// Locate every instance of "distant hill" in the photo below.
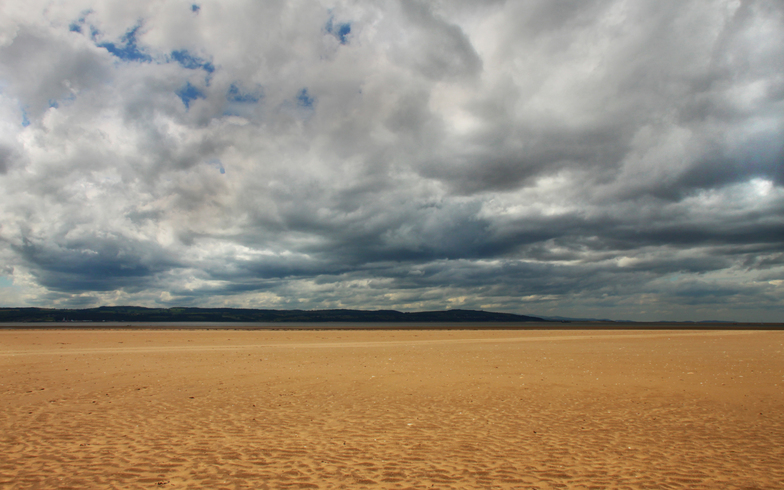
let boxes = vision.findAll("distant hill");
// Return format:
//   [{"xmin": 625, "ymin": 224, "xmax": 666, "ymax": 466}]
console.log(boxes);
[{"xmin": 0, "ymin": 306, "xmax": 547, "ymax": 323}]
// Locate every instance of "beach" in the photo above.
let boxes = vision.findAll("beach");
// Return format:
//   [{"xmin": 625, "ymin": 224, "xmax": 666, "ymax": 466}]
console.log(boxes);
[{"xmin": 1, "ymin": 327, "xmax": 783, "ymax": 489}]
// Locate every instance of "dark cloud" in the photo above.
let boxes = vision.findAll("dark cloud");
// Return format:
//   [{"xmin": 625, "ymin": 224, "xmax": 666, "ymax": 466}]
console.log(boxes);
[
  {"xmin": 421, "ymin": 124, "xmax": 631, "ymax": 194},
  {"xmin": 13, "ymin": 234, "xmax": 180, "ymax": 293},
  {"xmin": 399, "ymin": 0, "xmax": 482, "ymax": 80},
  {"xmin": 0, "ymin": 146, "xmax": 12, "ymax": 174}
]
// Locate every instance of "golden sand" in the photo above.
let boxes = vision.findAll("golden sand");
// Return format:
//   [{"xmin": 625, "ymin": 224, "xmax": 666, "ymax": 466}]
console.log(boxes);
[{"xmin": 1, "ymin": 328, "xmax": 783, "ymax": 489}]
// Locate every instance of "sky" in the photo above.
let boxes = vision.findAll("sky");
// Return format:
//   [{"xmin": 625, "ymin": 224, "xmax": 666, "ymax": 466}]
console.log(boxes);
[{"xmin": 0, "ymin": 0, "xmax": 782, "ymax": 322}]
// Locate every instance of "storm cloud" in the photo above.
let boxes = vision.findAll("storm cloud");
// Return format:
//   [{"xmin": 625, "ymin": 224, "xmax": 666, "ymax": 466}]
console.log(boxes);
[{"xmin": 0, "ymin": 0, "xmax": 782, "ymax": 321}]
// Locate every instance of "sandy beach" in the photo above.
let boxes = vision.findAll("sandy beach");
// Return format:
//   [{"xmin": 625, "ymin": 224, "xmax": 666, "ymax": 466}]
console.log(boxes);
[{"xmin": 1, "ymin": 327, "xmax": 783, "ymax": 489}]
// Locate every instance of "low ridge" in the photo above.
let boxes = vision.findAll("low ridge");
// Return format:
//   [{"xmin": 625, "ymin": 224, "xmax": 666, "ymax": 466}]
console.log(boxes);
[{"xmin": 0, "ymin": 306, "xmax": 547, "ymax": 323}]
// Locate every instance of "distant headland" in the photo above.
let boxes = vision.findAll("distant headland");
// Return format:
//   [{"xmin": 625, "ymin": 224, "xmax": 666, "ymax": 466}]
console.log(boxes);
[{"xmin": 0, "ymin": 306, "xmax": 547, "ymax": 323}]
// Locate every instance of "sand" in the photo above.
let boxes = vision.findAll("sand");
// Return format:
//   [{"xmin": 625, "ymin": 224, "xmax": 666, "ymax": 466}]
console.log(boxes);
[{"xmin": 1, "ymin": 327, "xmax": 783, "ymax": 489}]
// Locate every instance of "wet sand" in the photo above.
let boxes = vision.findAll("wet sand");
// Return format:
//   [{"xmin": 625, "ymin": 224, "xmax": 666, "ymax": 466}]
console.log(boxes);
[{"xmin": 1, "ymin": 327, "xmax": 783, "ymax": 489}]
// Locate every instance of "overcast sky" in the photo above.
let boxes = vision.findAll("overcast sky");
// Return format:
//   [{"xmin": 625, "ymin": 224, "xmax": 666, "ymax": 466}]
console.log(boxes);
[{"xmin": 0, "ymin": 0, "xmax": 782, "ymax": 321}]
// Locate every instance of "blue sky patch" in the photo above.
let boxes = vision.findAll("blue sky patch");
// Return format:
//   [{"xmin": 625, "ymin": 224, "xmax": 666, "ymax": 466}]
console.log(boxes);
[
  {"xmin": 191, "ymin": 4, "xmax": 200, "ymax": 13},
  {"xmin": 98, "ymin": 24, "xmax": 152, "ymax": 62},
  {"xmin": 326, "ymin": 17, "xmax": 351, "ymax": 44},
  {"xmin": 68, "ymin": 11, "xmax": 93, "ymax": 34},
  {"xmin": 21, "ymin": 108, "xmax": 30, "ymax": 127},
  {"xmin": 170, "ymin": 50, "xmax": 215, "ymax": 73},
  {"xmin": 176, "ymin": 82, "xmax": 205, "ymax": 109},
  {"xmin": 209, "ymin": 158, "xmax": 225, "ymax": 174},
  {"xmin": 296, "ymin": 88, "xmax": 314, "ymax": 108},
  {"xmin": 227, "ymin": 84, "xmax": 261, "ymax": 103}
]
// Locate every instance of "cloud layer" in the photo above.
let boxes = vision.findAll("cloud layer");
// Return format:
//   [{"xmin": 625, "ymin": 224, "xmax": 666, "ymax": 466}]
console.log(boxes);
[{"xmin": 1, "ymin": 0, "xmax": 782, "ymax": 321}]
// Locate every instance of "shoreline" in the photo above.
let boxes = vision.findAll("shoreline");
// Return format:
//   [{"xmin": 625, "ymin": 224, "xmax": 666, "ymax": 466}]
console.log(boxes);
[{"xmin": 1, "ymin": 320, "xmax": 783, "ymax": 330}]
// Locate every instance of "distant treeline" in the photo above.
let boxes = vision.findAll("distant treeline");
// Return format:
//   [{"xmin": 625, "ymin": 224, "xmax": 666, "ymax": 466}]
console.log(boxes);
[{"xmin": 0, "ymin": 306, "xmax": 547, "ymax": 323}]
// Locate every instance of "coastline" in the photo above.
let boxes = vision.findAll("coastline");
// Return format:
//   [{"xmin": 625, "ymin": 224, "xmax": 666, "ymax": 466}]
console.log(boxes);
[{"xmin": 1, "ymin": 320, "xmax": 782, "ymax": 330}]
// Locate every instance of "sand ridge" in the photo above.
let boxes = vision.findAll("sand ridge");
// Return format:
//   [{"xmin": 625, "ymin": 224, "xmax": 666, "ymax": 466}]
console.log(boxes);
[{"xmin": 1, "ymin": 328, "xmax": 783, "ymax": 489}]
